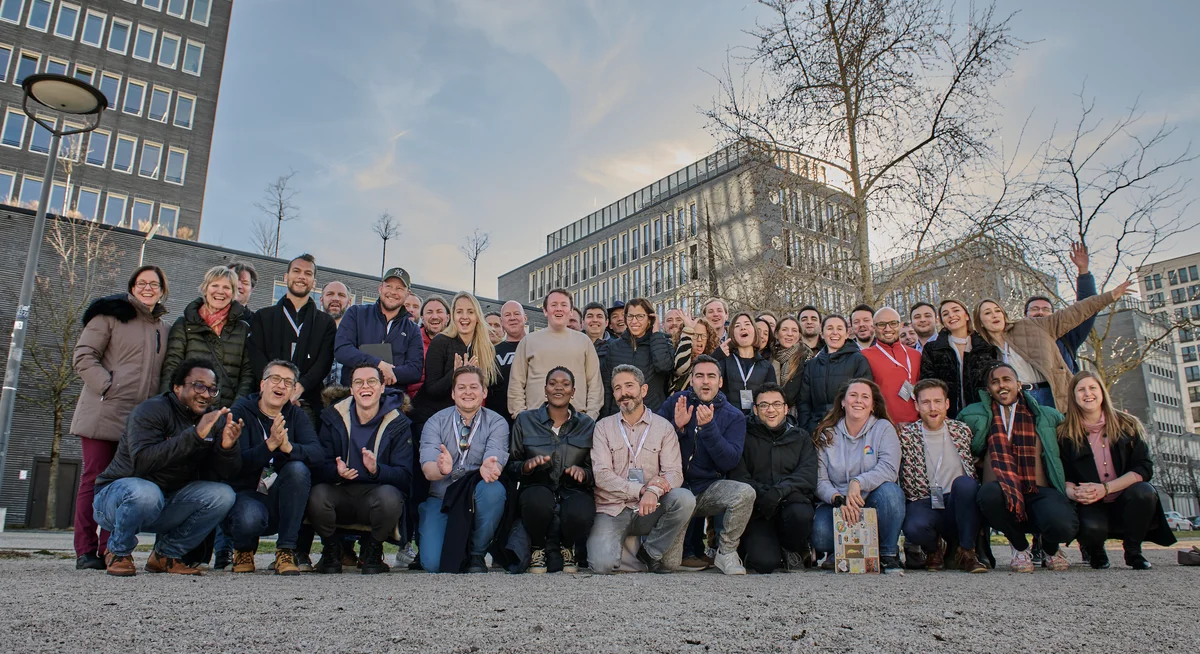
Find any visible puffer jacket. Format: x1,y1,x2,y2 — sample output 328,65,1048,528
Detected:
794,341,873,433
959,389,1066,493
227,393,325,493
70,293,169,442
729,415,817,519
159,297,253,409
918,330,993,418
316,390,413,491
506,404,595,492
601,329,675,417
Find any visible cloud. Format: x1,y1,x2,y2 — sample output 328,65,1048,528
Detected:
576,140,708,196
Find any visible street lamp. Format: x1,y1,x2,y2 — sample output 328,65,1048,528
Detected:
138,223,162,267
0,74,106,528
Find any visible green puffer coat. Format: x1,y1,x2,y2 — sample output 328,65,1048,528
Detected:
159,297,253,408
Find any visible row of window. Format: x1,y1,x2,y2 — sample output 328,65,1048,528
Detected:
1152,391,1181,408
771,187,855,242
1169,285,1200,305
0,110,189,183
532,247,702,307
1156,421,1187,436
0,169,180,232
1168,265,1200,287
1,0,212,28
1173,305,1200,324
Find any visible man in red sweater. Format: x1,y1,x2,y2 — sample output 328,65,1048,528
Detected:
862,307,921,425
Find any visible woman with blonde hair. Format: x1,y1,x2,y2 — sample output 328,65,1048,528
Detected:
160,265,252,408
1057,370,1175,569
412,291,499,426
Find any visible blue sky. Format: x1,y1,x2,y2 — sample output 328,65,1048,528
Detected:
199,0,1200,298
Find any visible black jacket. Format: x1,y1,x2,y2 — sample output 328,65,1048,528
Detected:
160,297,253,408
413,334,476,425
794,341,873,432
440,471,484,572
714,349,778,414
506,404,595,492
602,330,675,417
227,393,325,492
95,392,241,494
730,415,817,519
315,390,413,492
919,330,994,418
962,338,1003,409
247,296,337,408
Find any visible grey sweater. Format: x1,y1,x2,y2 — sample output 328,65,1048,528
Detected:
816,416,901,504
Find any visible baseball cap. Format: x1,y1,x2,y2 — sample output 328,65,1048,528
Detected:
608,300,625,314
382,267,411,287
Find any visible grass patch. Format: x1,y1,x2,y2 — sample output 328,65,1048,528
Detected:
1174,531,1199,539
0,550,32,559
131,541,404,555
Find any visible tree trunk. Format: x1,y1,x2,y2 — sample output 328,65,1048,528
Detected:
274,216,282,258
45,398,63,529
380,239,388,276
472,262,477,296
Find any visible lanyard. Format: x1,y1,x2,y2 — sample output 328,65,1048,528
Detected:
1000,405,1016,441
619,419,649,461
455,412,481,466
283,308,303,338
873,343,912,378
920,425,947,481
734,356,757,386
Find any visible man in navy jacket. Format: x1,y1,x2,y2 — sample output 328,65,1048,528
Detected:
1025,242,1096,374
657,354,755,575
333,267,424,390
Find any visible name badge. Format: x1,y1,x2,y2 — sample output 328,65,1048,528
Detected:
627,467,645,484
257,467,277,495
740,389,753,410
899,380,915,402
930,485,945,510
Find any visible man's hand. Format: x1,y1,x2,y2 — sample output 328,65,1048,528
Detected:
220,417,244,450
1112,279,1134,300
638,491,660,516
361,448,377,476
480,456,503,483
289,382,305,406
437,445,454,476
695,403,714,427
335,456,359,480
522,455,551,474
377,361,397,386
672,395,694,430
647,476,671,495
265,413,287,451
196,407,230,440
1070,241,1089,275
564,465,587,483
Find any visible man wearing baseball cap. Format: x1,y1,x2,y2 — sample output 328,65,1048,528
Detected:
607,301,626,339
333,267,424,391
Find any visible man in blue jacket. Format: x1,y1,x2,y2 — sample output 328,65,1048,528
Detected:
333,267,424,390
658,355,755,575
308,363,412,574
1025,242,1095,374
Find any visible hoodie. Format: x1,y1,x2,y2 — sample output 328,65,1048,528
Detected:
316,389,413,491
655,390,747,495
815,416,900,504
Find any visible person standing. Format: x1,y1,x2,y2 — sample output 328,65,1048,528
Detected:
320,281,351,389
412,292,499,426
669,318,717,394
702,298,729,344
405,296,450,399
404,293,423,321
508,289,603,419
227,262,258,315
850,304,875,350
486,300,528,423
485,312,504,345
919,299,990,419
795,315,872,433
333,267,424,390
607,301,627,339
1025,242,1095,374
862,307,922,426
908,302,939,351
899,322,919,349
797,306,824,352
715,313,777,415
583,302,609,347
70,265,171,571
772,317,813,411
602,298,676,417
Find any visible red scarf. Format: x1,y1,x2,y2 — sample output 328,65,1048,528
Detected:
987,399,1039,522
199,303,231,336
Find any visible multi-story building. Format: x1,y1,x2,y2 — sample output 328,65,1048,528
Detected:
0,0,229,238
1137,252,1200,433
498,140,861,317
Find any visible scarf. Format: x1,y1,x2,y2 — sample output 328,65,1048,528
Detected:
773,343,800,383
1083,414,1106,440
987,399,1039,522
199,303,231,336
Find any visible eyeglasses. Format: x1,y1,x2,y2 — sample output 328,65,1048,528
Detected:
351,378,382,390
188,381,220,397
133,281,161,290
625,313,649,322
877,320,901,329
755,401,786,411
264,374,296,388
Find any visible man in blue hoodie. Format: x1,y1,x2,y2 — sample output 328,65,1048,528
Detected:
658,355,755,575
333,267,424,390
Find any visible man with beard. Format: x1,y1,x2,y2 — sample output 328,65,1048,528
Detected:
509,290,603,419
320,281,351,388
404,293,422,322
406,296,450,399
334,267,424,390
862,307,921,425
588,365,694,573
908,302,939,351
850,304,875,349
797,306,824,352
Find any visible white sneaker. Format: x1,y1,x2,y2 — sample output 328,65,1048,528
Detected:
394,540,417,567
714,550,746,575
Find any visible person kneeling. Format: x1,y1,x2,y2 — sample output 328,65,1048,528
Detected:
729,384,817,573
1059,371,1176,569
92,358,241,576
898,379,987,572
225,361,324,575
419,365,509,573
309,363,411,574
587,365,695,573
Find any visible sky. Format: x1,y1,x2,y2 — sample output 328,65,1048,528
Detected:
199,0,1200,299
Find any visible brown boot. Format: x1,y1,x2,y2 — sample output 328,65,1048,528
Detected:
232,550,256,573
146,550,204,575
274,549,300,576
955,546,988,573
104,552,137,577
925,539,946,571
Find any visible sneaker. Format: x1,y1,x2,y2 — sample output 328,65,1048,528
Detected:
1088,548,1110,569
295,552,314,573
314,538,343,575
1031,535,1045,568
467,554,488,574
925,539,946,572
560,547,578,574
1045,549,1070,571
232,550,256,573
713,550,747,575
213,550,233,571
1009,549,1034,573
104,552,136,577
274,549,300,576
394,540,417,568
880,555,903,571
358,536,389,575
1125,547,1151,570
679,555,711,571
783,550,805,572
146,551,203,575
954,546,988,573
904,542,926,570
76,552,106,571
819,554,835,571
528,549,548,574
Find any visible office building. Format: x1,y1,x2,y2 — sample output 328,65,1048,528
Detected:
1137,252,1200,433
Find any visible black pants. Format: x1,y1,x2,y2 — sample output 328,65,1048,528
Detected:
307,483,404,543
739,502,814,574
518,486,594,550
977,482,1077,555
1076,481,1158,551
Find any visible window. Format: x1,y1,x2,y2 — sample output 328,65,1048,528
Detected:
26,0,51,31
132,25,156,61
1190,386,1200,403
123,79,146,115
147,86,170,122
59,123,82,160
98,72,120,109
76,187,99,220
621,233,628,265
1173,288,1187,304
166,0,185,18
29,118,53,154
112,134,136,172
1170,270,1178,286
15,51,38,85
631,230,639,262
85,129,108,166
54,2,79,38
49,181,68,214
158,204,178,234
102,193,127,226
173,92,194,128
609,237,617,268
44,57,67,75
182,40,203,75
143,0,162,10
665,213,674,246
158,32,179,68
1184,346,1198,363
0,45,9,82
653,218,662,251
190,0,209,25
138,141,162,178
131,198,153,229
689,203,698,236
1187,366,1200,383
642,224,650,256
19,176,42,207
108,18,132,54
0,0,22,24
0,169,14,202
72,64,93,84
1,110,25,148
165,148,185,184
80,9,104,45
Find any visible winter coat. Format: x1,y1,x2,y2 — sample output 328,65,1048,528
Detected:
959,389,1067,494
1058,273,1097,373
602,329,676,417
656,390,747,495
227,393,325,493
896,420,977,502
246,296,337,409
506,404,595,492
94,392,241,494
412,333,474,425
315,390,413,492
862,340,922,424
729,415,817,519
815,416,900,504
918,330,993,418
159,297,253,409
713,349,778,415
794,341,873,433
333,300,424,389
772,343,814,411
70,294,169,442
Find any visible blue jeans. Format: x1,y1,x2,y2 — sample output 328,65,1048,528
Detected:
93,478,236,558
1028,385,1055,410
901,476,980,552
812,481,905,557
222,461,312,551
417,481,506,573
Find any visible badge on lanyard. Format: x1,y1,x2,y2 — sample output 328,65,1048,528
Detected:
930,485,945,509
899,380,915,402
735,357,756,410
257,466,277,495
620,420,649,485
740,389,753,410
627,468,645,483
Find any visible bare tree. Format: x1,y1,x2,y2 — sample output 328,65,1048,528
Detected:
372,211,401,277
249,218,286,257
253,169,300,258
460,228,491,295
706,0,1022,302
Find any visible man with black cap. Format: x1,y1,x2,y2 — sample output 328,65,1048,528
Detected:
607,301,626,339
333,267,424,391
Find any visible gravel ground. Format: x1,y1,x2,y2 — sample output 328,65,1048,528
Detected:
2,548,1198,653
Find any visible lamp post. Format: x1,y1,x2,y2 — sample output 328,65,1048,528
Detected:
138,223,162,266
0,74,106,528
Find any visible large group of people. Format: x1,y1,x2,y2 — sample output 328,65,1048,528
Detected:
69,244,1180,579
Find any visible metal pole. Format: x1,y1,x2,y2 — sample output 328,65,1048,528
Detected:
0,132,61,519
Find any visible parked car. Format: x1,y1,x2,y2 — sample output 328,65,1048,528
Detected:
1188,515,1200,530
1164,511,1194,531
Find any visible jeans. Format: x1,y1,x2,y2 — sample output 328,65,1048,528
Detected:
1028,385,1055,410
740,502,814,574
417,481,506,573
1075,481,1159,552
518,486,594,550
902,476,981,552
73,437,118,557
221,461,311,551
587,488,696,574
812,481,905,557
93,478,236,558
307,483,405,543
977,482,1078,555
691,480,756,555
